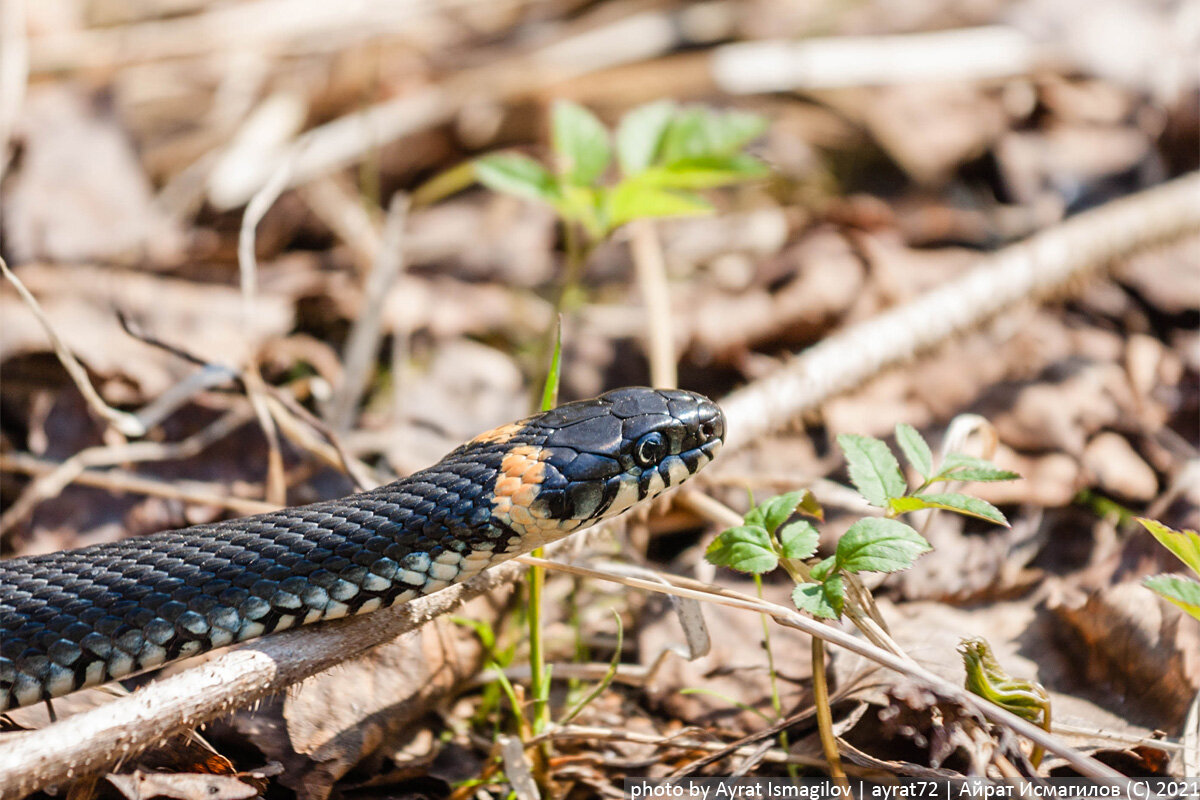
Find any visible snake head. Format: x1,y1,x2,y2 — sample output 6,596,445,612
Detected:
526,387,725,524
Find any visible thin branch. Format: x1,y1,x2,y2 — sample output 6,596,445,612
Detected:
328,193,410,432
0,256,145,437
719,173,1200,452
0,407,254,537
0,453,278,516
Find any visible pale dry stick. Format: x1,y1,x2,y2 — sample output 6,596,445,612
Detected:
299,176,383,272
0,560,526,800
712,25,1040,94
513,556,1137,790
630,220,678,389
0,453,278,516
719,172,1200,453
27,0,469,73
0,407,254,537
127,365,242,434
0,257,145,437
238,160,296,506
0,0,27,183
531,724,828,769
328,193,410,432
260,388,381,491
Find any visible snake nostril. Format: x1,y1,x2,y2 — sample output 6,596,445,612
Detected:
700,421,715,441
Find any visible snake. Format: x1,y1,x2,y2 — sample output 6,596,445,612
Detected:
0,387,725,711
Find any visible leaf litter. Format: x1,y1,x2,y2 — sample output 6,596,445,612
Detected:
1,0,1197,796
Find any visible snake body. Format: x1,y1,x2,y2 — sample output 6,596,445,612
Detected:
0,388,724,711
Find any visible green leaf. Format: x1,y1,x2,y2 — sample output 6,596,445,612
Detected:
889,493,1009,527
935,453,1020,483
835,518,931,574
779,520,819,560
837,433,908,508
659,108,768,164
895,423,934,479
474,154,560,204
1137,518,1200,576
1144,574,1200,621
745,491,807,534
810,555,836,581
706,525,778,574
606,183,711,229
792,575,844,619
658,108,709,163
704,109,769,154
615,100,676,176
552,101,611,186
635,154,768,190
539,315,563,412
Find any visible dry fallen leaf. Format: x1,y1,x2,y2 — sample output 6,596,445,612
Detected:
106,771,256,800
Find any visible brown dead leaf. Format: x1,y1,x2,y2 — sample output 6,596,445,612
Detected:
1116,234,1200,316
1048,580,1200,732
3,85,182,265
106,771,256,800
681,228,866,358
639,577,814,735
1082,432,1159,502
861,83,1010,186
991,362,1135,455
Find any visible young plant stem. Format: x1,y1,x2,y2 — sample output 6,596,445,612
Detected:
810,638,849,787
526,557,550,735
756,575,798,779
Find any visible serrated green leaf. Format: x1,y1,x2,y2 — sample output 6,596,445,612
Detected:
895,423,933,479
1138,518,1200,576
1143,574,1200,621
615,100,676,176
706,525,778,575
659,108,767,164
706,110,769,153
745,491,807,534
474,154,560,204
552,101,611,185
810,555,836,581
658,108,709,164
792,574,844,619
935,453,1020,483
779,520,819,560
634,154,768,190
889,493,1009,527
605,183,711,229
835,518,931,574
837,434,907,508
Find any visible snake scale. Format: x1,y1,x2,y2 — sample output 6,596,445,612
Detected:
0,387,725,711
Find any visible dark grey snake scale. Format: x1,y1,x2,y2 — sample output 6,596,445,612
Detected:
0,388,725,710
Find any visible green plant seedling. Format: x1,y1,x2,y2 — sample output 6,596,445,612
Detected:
474,100,768,243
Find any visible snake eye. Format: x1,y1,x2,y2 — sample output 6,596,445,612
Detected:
634,432,667,467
